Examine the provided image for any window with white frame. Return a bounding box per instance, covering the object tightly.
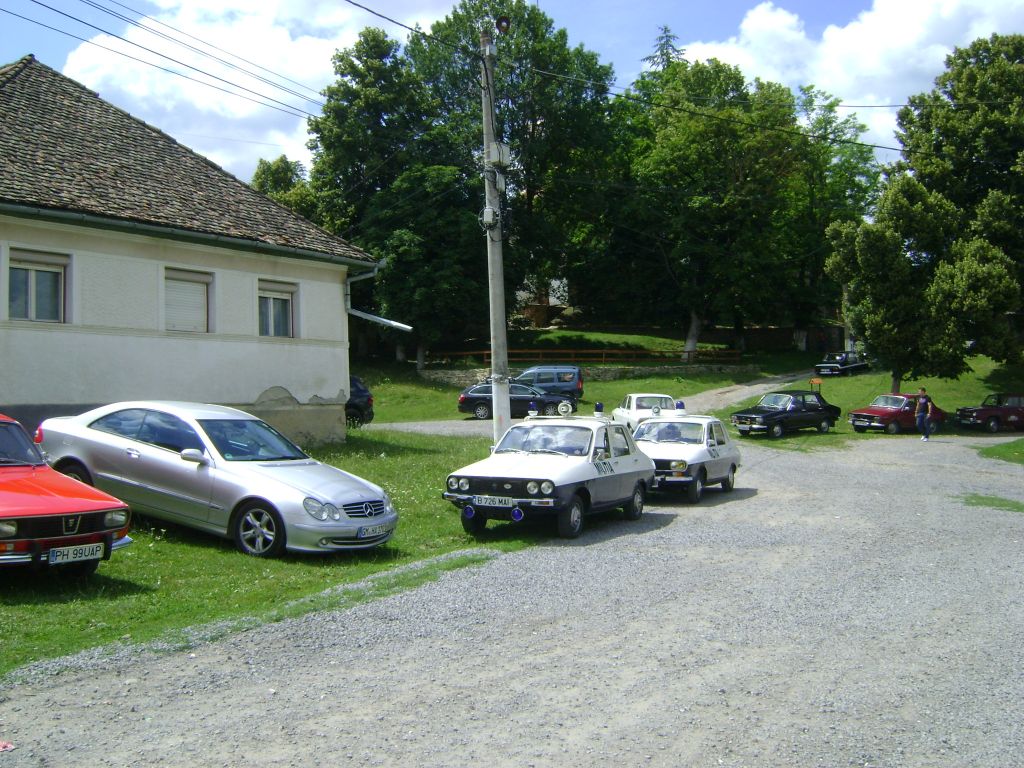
[258,279,296,338]
[165,268,211,333]
[8,250,68,322]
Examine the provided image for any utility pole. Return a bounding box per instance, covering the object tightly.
[480,26,511,442]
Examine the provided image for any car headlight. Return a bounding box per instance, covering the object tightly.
[526,481,539,495]
[383,494,396,515]
[104,510,129,528]
[756,417,765,424]
[670,460,687,471]
[0,521,16,538]
[447,476,458,490]
[304,497,328,521]
[458,477,470,491]
[540,480,554,495]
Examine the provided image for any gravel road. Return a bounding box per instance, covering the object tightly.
[2,380,1023,767]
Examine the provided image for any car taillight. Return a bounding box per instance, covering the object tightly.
[367,396,374,406]
[458,394,466,404]
[33,427,43,444]
[576,379,582,392]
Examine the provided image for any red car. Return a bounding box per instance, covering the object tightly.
[848,394,947,435]
[0,413,131,576]
[955,393,1024,433]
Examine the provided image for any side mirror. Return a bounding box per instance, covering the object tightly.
[180,448,210,466]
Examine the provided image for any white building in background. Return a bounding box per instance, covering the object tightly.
[0,55,387,444]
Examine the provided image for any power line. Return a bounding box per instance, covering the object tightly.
[74,0,325,107]
[25,0,320,118]
[0,6,310,120]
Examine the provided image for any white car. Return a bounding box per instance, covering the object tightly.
[35,401,398,557]
[611,393,685,431]
[633,415,741,503]
[443,415,655,539]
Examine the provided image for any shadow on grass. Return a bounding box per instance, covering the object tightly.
[0,567,154,604]
[981,360,1024,392]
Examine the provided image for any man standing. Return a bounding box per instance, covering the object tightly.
[916,387,934,441]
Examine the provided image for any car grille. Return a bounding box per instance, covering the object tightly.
[466,478,532,496]
[732,416,757,426]
[343,500,387,518]
[11,510,119,537]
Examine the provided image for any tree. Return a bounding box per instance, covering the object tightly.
[250,155,318,222]
[828,34,1023,389]
[827,175,1019,391]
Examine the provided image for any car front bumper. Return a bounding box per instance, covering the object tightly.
[0,533,133,567]
[849,417,888,430]
[286,511,399,552]
[443,491,563,520]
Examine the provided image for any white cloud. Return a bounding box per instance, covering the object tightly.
[682,0,1024,163]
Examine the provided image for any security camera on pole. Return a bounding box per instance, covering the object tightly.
[480,21,512,442]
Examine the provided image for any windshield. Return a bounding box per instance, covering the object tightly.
[198,419,307,461]
[635,396,675,411]
[869,395,906,409]
[495,424,593,457]
[0,421,46,466]
[982,394,1001,407]
[757,393,792,409]
[823,353,844,362]
[634,421,705,444]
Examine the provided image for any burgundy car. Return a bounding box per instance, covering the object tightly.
[0,413,131,576]
[848,394,947,435]
[955,393,1024,433]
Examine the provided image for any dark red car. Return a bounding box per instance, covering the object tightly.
[955,393,1024,433]
[0,413,131,576]
[848,394,947,435]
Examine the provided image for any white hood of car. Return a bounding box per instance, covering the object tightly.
[635,442,707,461]
[458,452,583,478]
[234,459,384,502]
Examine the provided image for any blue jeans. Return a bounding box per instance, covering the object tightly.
[916,412,931,436]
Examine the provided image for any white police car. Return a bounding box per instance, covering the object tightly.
[633,414,741,503]
[443,409,655,539]
[611,393,685,431]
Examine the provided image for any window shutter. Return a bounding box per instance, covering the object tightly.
[166,279,208,332]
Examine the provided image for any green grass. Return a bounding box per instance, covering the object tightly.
[963,493,1024,514]
[0,430,555,678]
[977,438,1024,465]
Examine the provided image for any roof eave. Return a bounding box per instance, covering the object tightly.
[0,202,378,273]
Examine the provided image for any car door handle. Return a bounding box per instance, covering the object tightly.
[126,448,141,459]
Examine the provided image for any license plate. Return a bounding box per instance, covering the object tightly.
[358,523,392,539]
[473,495,513,507]
[852,419,869,426]
[49,542,103,565]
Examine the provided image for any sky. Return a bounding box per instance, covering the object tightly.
[2,0,1023,182]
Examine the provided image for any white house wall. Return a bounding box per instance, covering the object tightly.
[0,216,352,412]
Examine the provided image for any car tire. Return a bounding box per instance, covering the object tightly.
[985,416,1000,433]
[885,421,901,435]
[473,403,491,420]
[232,501,286,557]
[543,403,559,416]
[461,510,487,536]
[687,471,704,503]
[58,460,93,485]
[769,422,784,439]
[817,418,831,433]
[623,483,644,521]
[557,494,585,539]
[721,465,736,492]
[853,425,867,433]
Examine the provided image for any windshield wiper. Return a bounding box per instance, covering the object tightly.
[527,448,564,456]
[0,457,40,466]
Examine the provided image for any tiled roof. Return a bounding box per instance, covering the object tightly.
[0,55,375,267]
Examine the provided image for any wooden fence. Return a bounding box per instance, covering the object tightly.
[431,348,742,364]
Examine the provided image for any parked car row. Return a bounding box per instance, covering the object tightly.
[443,396,742,540]
[2,398,399,577]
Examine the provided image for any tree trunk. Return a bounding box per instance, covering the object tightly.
[890,372,903,393]
[684,309,703,353]
[416,342,426,371]
[395,343,407,363]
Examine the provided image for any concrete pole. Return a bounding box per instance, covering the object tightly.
[480,28,511,442]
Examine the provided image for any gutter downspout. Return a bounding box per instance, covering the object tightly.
[344,267,413,332]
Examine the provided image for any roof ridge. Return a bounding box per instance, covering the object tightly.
[0,54,37,86]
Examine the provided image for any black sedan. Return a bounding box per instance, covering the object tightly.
[458,383,577,420]
[730,390,841,438]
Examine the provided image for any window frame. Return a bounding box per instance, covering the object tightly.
[165,268,213,333]
[258,279,297,338]
[8,250,68,323]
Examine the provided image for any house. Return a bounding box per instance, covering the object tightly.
[1,55,384,445]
